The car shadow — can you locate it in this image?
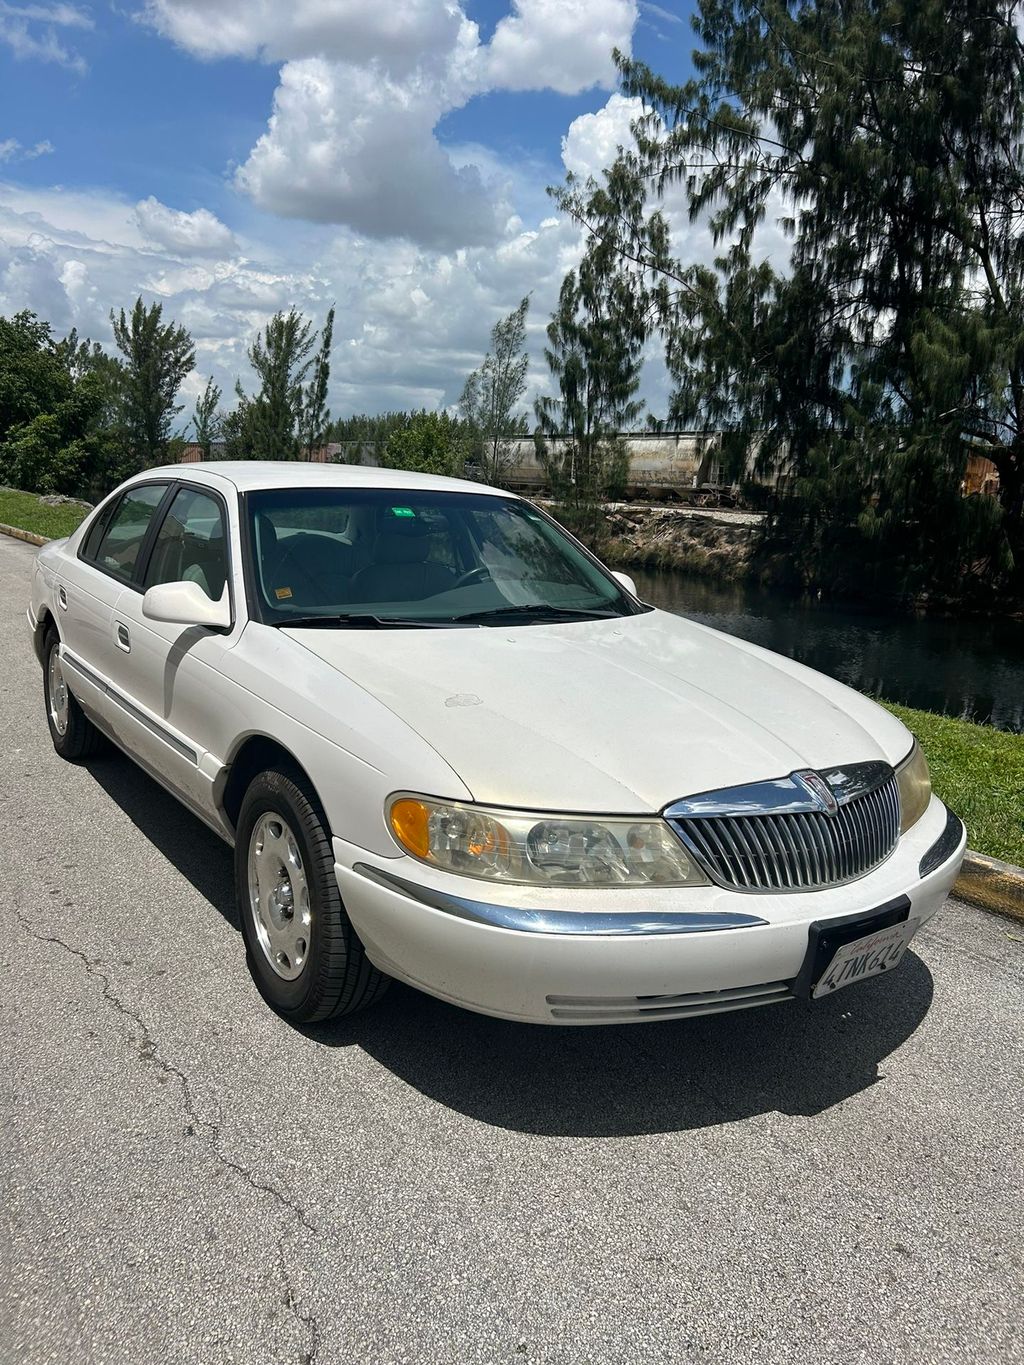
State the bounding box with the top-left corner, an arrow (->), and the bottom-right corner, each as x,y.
86,751 -> 240,930
309,957 -> 934,1136
87,750 -> 935,1139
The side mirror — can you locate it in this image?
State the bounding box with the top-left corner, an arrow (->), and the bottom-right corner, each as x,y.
142,581 -> 231,630
612,570 -> 637,597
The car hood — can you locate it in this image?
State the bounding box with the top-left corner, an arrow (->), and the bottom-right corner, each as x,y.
285,609 -> 912,813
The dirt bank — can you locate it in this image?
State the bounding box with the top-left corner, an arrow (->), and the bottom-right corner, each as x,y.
602,503 -> 759,580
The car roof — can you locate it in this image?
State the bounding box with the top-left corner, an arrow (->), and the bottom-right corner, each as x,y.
141,460 -> 513,497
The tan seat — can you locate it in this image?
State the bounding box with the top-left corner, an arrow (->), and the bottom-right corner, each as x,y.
352,526 -> 456,602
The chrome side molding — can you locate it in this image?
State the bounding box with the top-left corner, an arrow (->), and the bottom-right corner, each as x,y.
61,650 -> 199,765
351,863 -> 768,936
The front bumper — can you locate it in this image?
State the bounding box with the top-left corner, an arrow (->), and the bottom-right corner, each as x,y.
334,795 -> 966,1025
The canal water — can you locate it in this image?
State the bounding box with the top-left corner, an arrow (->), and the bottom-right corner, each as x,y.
630,567 -> 1024,733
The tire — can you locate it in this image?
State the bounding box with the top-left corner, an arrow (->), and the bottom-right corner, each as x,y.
235,767 -> 390,1023
42,627 -> 106,762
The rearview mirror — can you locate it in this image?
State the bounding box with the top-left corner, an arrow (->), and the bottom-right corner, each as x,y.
612,570 -> 637,597
142,580 -> 231,631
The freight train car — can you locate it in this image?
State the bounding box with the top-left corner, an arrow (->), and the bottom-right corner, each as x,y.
182,431 -> 746,504
501,431 -> 741,504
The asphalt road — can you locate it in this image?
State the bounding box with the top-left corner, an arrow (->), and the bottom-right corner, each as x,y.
1,531 -> 1022,1365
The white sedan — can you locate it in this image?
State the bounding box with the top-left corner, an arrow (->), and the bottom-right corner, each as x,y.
28,462 -> 966,1025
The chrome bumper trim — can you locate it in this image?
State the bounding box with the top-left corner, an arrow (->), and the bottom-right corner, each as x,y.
919,804 -> 966,879
351,863 -> 769,936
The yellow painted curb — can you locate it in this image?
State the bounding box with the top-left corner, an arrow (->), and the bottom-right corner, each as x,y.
955,853 -> 1024,923
0,522 -> 48,547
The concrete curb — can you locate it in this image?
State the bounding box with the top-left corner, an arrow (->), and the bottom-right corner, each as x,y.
954,853 -> 1024,924
2,514 -> 1023,923
0,522 -> 48,547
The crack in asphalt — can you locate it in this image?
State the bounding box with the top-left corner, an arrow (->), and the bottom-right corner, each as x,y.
15,909 -> 321,1365
279,1235 -> 322,1365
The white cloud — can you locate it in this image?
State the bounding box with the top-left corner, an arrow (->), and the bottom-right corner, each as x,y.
143,0 -> 631,94
484,0 -> 636,94
144,0 -> 466,73
144,0 -> 638,249
235,58 -> 508,249
0,3 -> 90,24
134,196 -> 237,256
0,179 -> 592,418
640,2 -> 683,24
561,94 -> 793,273
561,92 -> 644,180
1,66 -> 805,428
0,137 -> 54,162
0,0 -> 91,72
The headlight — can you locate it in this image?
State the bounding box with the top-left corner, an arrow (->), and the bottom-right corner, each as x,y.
896,740 -> 931,832
387,795 -> 707,887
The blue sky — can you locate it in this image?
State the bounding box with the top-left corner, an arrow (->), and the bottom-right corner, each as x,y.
0,0 -> 700,421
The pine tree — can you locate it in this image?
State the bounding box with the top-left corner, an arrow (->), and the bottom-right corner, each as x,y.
110,298 -> 194,471
244,309 -> 316,460
557,0 -> 1024,598
459,297 -> 530,484
535,243 -> 645,537
192,377 -> 222,457
299,305 -> 335,456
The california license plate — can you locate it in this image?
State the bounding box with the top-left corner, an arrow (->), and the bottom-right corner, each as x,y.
812,919 -> 918,999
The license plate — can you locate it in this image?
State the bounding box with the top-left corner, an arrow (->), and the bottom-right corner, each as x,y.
812,919 -> 918,999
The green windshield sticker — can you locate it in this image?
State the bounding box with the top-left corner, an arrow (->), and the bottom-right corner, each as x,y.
391,506 -> 416,517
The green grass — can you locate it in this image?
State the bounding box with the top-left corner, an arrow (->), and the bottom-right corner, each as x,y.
0,489 -> 90,541
881,701 -> 1024,866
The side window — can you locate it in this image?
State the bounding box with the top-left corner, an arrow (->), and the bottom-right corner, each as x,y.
89,484 -> 169,583
82,502 -> 115,561
145,487 -> 228,602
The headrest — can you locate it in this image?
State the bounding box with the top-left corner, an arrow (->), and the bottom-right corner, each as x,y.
375,527 -> 431,564
257,514 -> 278,550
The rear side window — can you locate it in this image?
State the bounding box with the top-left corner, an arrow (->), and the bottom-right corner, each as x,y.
145,487 -> 228,602
89,484 -> 168,582
82,504 -> 115,561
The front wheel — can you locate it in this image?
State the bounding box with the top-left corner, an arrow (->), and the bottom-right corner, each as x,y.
43,628 -> 105,761
235,768 -> 390,1023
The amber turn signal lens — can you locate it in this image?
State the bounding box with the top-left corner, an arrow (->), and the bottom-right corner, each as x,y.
389,798 -> 431,859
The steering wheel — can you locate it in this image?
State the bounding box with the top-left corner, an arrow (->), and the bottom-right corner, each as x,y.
273,539 -> 335,605
452,566 -> 493,590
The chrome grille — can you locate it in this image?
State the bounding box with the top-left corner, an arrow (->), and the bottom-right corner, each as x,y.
666,763 -> 900,892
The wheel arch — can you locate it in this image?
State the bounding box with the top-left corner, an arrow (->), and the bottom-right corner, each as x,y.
220,734 -> 326,836
34,604 -> 57,662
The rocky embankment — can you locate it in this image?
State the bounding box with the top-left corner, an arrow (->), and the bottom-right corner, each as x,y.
602,503 -> 760,580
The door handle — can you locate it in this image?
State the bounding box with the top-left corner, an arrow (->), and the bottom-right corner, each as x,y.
116,622 -> 131,652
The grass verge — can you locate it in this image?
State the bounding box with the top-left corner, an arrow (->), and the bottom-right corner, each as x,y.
0,489 -> 90,541
881,701 -> 1024,867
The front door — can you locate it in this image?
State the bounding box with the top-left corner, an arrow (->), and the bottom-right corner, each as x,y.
106,482 -> 243,823
58,482 -> 171,734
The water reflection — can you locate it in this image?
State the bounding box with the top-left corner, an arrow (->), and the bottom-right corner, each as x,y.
632,568 -> 1024,733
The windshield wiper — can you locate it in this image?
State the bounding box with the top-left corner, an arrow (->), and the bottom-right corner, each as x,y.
451,603 -> 622,624
274,613 -> 457,629
274,604 -> 622,629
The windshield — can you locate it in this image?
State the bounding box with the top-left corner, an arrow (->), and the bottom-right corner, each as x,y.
245,488 -> 644,626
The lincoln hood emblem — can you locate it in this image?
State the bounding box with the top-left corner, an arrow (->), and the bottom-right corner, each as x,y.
796,770 -> 839,816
